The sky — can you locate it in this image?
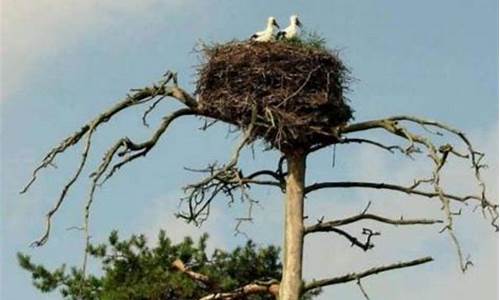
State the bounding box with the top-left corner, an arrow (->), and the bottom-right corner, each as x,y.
1,1 -> 498,299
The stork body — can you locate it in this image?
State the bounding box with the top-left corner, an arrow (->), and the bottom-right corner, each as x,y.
277,15 -> 302,40
250,17 -> 280,42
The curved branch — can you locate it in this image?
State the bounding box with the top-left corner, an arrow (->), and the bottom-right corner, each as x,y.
314,227 -> 380,251
303,256 -> 433,292
26,74 -> 195,248
30,126 -> 97,247
305,181 -> 481,203
20,73 -> 189,194
338,115 -> 497,271
80,108 -> 195,273
99,108 -> 196,184
340,115 -> 491,208
308,137 -> 408,156
246,169 -> 283,182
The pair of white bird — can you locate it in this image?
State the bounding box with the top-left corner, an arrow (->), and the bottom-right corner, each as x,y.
250,15 -> 303,42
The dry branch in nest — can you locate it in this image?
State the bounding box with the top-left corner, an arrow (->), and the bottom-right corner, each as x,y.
196,41 -> 353,152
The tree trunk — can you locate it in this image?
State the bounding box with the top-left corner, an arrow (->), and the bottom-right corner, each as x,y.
279,151 -> 306,300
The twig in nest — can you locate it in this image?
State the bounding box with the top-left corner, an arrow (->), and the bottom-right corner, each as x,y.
276,65 -> 321,108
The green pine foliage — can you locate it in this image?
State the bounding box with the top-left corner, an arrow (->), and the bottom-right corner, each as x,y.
18,230 -> 321,299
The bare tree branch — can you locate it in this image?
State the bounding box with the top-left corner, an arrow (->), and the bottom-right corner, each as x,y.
340,115 -> 494,212
177,105 -> 259,224
315,114 -> 497,272
30,126 -> 96,247
21,72 -> 193,195
142,96 -> 167,127
305,214 -> 443,234
303,256 -> 433,292
338,138 -> 409,155
357,278 -> 371,300
304,202 -> 442,251
313,226 -> 380,251
98,108 -> 196,185
305,181 -> 482,203
23,71 -> 199,249
22,71 -> 199,247
80,108 -> 195,273
308,137 -> 410,157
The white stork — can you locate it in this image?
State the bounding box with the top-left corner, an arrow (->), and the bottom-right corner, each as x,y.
277,15 -> 302,40
250,17 -> 280,42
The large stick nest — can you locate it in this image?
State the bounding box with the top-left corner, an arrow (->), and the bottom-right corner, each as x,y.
196,41 -> 353,152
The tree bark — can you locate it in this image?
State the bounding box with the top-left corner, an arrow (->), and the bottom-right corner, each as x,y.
279,151 -> 306,300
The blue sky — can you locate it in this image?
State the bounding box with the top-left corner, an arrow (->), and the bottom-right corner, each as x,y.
1,1 -> 498,299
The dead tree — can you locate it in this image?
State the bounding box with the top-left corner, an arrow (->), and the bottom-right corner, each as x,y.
22,41 -> 497,300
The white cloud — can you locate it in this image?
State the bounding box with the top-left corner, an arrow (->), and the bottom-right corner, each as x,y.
0,0 -> 189,99
138,191 -> 229,253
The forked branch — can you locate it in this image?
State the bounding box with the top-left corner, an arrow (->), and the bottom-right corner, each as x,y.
177,105 -> 269,225
340,115 -> 493,212
305,207 -> 442,251
305,213 -> 442,232
330,114 -> 497,271
21,72 -> 193,194
23,72 -> 199,247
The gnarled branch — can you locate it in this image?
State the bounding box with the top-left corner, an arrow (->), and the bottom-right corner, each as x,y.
23,72 -> 199,248
21,72 -> 195,195
335,115 -> 497,271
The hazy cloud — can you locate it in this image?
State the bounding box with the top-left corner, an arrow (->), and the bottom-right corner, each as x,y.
1,0 -> 189,99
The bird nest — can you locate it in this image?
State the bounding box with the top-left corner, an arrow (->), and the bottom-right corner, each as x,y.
196,41 -> 353,152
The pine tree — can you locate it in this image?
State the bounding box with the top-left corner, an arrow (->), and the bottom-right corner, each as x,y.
18,230 -> 321,299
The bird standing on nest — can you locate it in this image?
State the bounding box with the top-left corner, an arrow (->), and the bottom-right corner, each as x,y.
277,15 -> 302,40
250,17 -> 280,42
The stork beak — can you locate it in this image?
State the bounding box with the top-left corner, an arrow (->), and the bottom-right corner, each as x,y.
297,19 -> 303,28
273,19 -> 280,29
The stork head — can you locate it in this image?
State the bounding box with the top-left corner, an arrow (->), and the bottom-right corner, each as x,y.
268,16 -> 280,29
291,14 -> 302,27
